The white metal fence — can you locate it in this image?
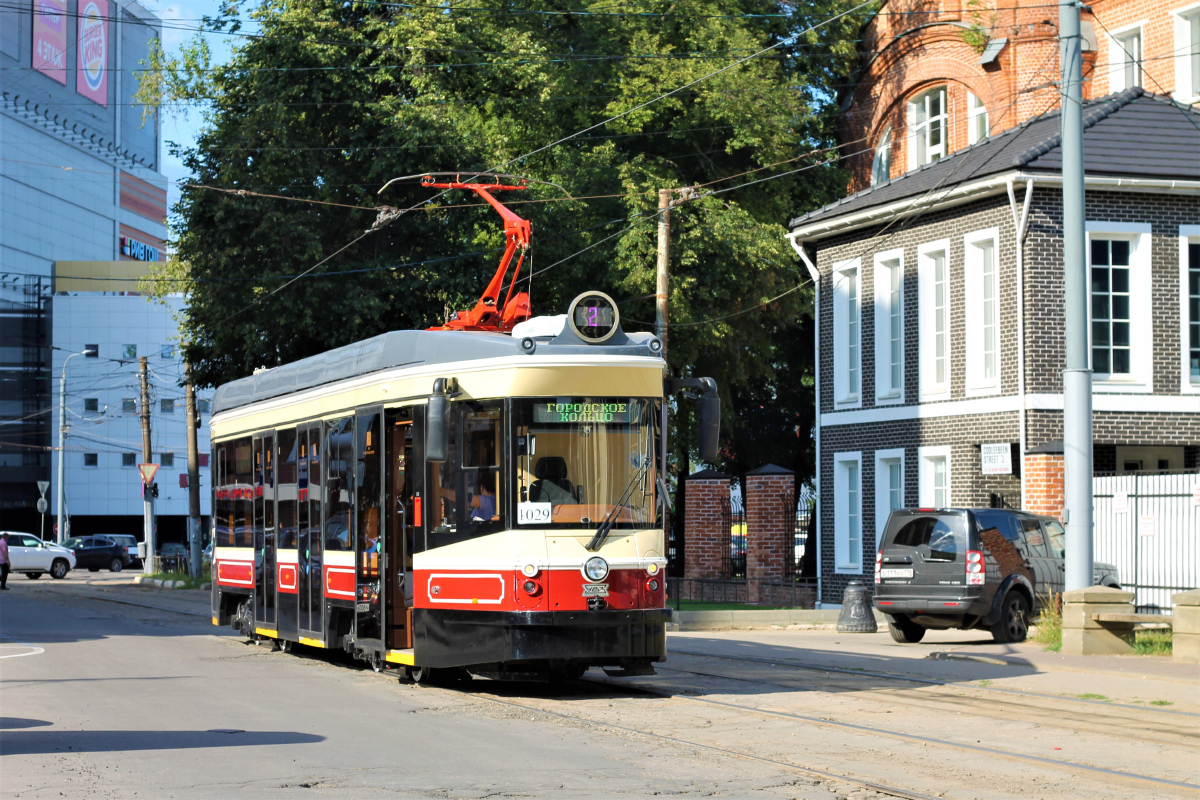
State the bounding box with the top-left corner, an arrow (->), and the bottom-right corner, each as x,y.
1093,472 -> 1199,613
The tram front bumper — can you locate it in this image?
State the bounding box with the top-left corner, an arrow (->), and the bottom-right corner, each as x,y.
411,607 -> 672,669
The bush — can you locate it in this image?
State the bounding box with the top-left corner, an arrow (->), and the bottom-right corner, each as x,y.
1033,592 -> 1062,652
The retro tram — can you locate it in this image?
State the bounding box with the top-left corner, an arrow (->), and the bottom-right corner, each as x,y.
208,176 -> 719,681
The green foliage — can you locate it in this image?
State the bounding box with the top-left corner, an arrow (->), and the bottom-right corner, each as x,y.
1033,591 -> 1062,652
145,0 -> 865,481
958,0 -> 995,55
1132,628 -> 1172,656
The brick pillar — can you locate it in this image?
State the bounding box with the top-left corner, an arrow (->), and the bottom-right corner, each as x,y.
745,464 -> 795,603
1024,448 -> 1065,521
683,470 -> 730,582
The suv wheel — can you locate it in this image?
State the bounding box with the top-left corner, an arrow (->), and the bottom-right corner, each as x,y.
50,559 -> 69,579
109,558 -> 124,573
991,592 -> 1030,644
25,572 -> 43,580
888,619 -> 926,644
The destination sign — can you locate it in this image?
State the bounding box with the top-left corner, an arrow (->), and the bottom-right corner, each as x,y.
533,401 -> 633,424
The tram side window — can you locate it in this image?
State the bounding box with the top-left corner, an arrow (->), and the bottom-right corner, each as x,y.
215,438 -> 253,547
430,402 -> 504,545
325,417 -> 354,552
277,429 -> 298,549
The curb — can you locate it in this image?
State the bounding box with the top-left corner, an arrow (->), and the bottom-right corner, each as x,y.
669,608 -> 887,631
133,576 -> 211,590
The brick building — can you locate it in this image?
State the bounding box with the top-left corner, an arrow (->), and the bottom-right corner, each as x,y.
787,89 -> 1200,605
841,0 -> 1200,192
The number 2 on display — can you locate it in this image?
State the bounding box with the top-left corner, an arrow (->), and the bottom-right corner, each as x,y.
588,306 -> 598,326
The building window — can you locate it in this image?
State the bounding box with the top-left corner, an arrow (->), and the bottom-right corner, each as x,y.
874,250 -> 904,401
160,399 -> 175,414
1191,241 -> 1200,381
967,92 -> 989,144
122,398 -> 137,414
918,240 -> 952,398
918,446 -> 951,508
85,345 -> 98,358
83,453 -> 98,467
122,452 -> 136,467
160,452 -> 175,467
122,344 -> 138,360
1113,28 -> 1143,90
1182,229 -> 1200,391
910,87 -> 947,167
874,449 -> 905,541
871,125 -> 893,185
965,229 -> 1000,394
160,344 -> 174,359
832,260 -> 863,406
834,452 -> 863,573
1091,238 -> 1132,375
84,398 -> 99,413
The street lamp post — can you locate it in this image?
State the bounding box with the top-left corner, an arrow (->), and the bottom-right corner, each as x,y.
55,348 -> 94,543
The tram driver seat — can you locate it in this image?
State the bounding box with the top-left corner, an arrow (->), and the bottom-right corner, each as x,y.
530,457 -> 579,505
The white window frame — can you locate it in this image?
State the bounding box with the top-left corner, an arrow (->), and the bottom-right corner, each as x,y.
871,125 -> 893,186
967,92 -> 989,145
1107,22 -> 1146,92
964,227 -> 1002,396
874,249 -> 905,404
1174,4 -> 1200,103
1086,223 -> 1153,393
1180,225 -> 1200,394
834,451 -> 864,573
918,239 -> 952,399
832,259 -> 863,409
918,445 -> 952,508
874,448 -> 905,542
907,87 -> 948,168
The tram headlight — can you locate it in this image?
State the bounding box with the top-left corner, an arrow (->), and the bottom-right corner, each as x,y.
521,562 -> 540,578
520,337 -> 536,353
646,562 -> 660,576
583,556 -> 609,582
648,337 -> 663,354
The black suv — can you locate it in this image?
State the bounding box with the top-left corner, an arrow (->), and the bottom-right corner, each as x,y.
874,508 -> 1121,644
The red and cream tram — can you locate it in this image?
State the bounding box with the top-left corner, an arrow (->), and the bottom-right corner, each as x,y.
209,178 -> 719,680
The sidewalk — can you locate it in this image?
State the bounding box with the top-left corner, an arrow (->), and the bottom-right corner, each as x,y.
18,569 -> 213,618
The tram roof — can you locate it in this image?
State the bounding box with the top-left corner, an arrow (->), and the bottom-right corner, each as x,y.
211,327 -> 661,416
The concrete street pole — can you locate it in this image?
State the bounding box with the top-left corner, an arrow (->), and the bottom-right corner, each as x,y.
1060,0 -> 1094,591
185,365 -> 203,578
55,349 -> 92,543
656,188 -> 671,355
138,357 -> 158,574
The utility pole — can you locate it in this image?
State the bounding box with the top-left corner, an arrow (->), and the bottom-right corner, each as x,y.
138,356 -> 157,574
1060,0 -> 1093,591
55,348 -> 92,543
656,188 -> 671,354
185,364 -> 202,578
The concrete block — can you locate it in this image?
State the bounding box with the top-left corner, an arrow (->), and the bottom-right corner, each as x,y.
1062,586 -> 1135,605
1173,592 -> 1200,665
1062,585 -> 1136,656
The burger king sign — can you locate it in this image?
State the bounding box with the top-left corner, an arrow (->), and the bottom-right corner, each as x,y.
76,0 -> 109,106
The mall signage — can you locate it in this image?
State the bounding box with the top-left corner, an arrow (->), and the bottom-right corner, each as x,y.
121,235 -> 160,262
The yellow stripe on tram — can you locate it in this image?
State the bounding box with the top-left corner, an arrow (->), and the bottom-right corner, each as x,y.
299,636 -> 324,648
384,650 -> 415,665
254,628 -> 278,638
211,617 -> 218,625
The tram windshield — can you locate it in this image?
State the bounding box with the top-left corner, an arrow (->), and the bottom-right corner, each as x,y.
513,398 -> 658,530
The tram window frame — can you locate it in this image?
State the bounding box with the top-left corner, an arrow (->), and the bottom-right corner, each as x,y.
428,401 -> 505,547
277,428 -> 299,550
325,417 -> 354,553
215,437 -> 253,547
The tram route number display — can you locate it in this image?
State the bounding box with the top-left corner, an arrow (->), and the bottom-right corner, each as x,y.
517,502 -> 552,525
533,401 -> 631,424
582,583 -> 609,597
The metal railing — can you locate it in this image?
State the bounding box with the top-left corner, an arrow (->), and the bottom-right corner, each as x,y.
1093,471 -> 1198,613
722,497 -> 746,579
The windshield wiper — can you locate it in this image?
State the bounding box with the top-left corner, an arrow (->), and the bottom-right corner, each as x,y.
585,457 -> 650,552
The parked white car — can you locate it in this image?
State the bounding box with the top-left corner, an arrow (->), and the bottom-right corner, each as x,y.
2,532 -> 76,579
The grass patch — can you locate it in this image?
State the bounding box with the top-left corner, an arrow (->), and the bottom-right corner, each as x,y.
1076,693 -> 1110,701
1032,592 -> 1062,652
1150,700 -> 1174,706
144,565 -> 211,590
977,679 -> 993,686
1132,628 -> 1173,656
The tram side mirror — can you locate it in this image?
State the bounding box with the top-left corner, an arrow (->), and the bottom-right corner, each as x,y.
697,382 -> 720,462
426,378 -> 455,462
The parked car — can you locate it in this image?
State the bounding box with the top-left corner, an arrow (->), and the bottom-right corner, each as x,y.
1,532 -> 76,579
63,537 -> 131,572
99,534 -> 141,568
874,508 -> 1120,645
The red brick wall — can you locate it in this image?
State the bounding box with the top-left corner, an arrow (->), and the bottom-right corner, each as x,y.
745,473 -> 795,592
683,477 -> 730,580
1023,453 -> 1065,520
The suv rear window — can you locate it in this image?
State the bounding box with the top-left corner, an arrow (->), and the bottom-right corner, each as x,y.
884,513 -> 966,561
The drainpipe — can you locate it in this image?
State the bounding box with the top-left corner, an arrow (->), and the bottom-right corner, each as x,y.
788,231 -> 822,606
1006,179 -> 1034,509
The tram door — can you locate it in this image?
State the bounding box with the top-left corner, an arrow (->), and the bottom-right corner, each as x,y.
276,428 -> 299,640
386,410 -> 415,650
354,409 -> 384,648
299,422 -> 323,639
253,432 -> 277,632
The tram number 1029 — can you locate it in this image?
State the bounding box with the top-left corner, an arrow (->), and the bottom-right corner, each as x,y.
517,502 -> 553,525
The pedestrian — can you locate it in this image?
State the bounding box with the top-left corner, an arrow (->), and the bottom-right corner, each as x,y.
0,532 -> 10,590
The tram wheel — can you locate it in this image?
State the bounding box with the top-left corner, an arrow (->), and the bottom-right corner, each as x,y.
279,639 -> 293,654
407,665 -> 433,684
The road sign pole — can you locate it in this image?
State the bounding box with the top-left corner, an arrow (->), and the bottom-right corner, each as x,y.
139,357 -> 157,574
38,481 -> 49,542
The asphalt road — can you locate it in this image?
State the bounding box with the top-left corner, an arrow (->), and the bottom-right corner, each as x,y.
0,583 -> 828,799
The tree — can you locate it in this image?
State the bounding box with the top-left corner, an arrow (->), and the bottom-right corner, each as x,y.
143,0 -> 862,485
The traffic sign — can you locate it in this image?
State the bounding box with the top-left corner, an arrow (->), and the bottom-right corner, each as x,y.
138,463 -> 160,485
37,480 -> 50,497
37,498 -> 48,514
